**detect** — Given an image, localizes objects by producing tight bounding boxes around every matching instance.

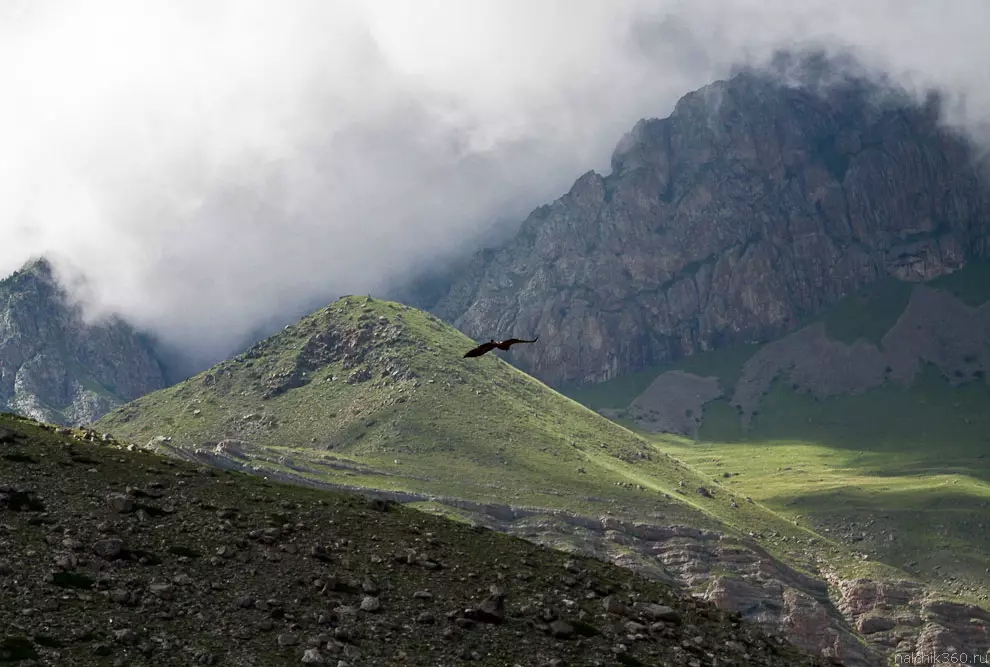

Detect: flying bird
[463,336,539,358]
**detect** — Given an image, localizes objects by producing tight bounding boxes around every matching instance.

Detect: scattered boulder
[857,615,897,635]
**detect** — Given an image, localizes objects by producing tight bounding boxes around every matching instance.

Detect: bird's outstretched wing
[501,336,539,348]
[463,341,498,358]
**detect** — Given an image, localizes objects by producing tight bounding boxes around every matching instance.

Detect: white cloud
[1,0,988,367]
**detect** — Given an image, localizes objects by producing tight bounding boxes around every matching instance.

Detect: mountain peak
[426,61,990,387]
[0,255,168,425]
[18,256,57,285]
[23,255,53,274]
[0,256,57,291]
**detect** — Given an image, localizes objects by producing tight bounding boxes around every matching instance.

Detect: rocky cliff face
[0,258,168,425]
[419,68,990,386]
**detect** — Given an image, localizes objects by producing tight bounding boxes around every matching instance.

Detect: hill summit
[96,296,672,513]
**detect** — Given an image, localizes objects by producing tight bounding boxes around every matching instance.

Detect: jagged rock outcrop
[0,258,168,424]
[832,578,990,663]
[417,64,990,386]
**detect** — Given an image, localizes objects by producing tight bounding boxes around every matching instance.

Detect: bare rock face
[834,578,990,662]
[0,259,168,425]
[647,531,882,666]
[419,64,990,387]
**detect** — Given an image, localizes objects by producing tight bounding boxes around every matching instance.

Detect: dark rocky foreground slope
[411,63,990,387]
[0,259,168,425]
[0,414,837,667]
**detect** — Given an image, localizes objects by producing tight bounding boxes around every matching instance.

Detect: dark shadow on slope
[927,260,990,307]
[698,364,990,482]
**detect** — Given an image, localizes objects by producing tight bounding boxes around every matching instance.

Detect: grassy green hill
[561,264,990,606]
[94,296,914,586]
[95,297,820,550]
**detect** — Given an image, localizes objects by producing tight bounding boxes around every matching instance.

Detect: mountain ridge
[405,64,990,387]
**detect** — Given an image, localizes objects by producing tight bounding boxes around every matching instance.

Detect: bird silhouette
[463,336,539,358]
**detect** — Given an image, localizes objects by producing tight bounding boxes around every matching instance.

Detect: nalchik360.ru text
[894,652,990,665]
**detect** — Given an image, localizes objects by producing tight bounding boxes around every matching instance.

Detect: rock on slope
[416,63,990,387]
[0,413,836,667]
[0,259,168,426]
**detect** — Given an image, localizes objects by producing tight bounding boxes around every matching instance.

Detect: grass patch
[810,278,913,347]
[558,365,666,410]
[927,260,990,306]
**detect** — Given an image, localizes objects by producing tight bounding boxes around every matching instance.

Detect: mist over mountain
[408,56,990,386]
[3,1,990,373]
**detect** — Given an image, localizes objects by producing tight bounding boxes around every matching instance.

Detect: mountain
[0,258,168,425]
[407,64,990,387]
[93,295,990,665]
[0,413,840,667]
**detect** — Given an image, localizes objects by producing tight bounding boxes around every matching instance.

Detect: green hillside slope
[95,297,813,546]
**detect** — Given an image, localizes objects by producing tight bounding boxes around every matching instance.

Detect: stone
[92,539,126,560]
[548,620,575,639]
[640,604,680,624]
[359,596,381,613]
[857,615,897,634]
[301,649,325,665]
